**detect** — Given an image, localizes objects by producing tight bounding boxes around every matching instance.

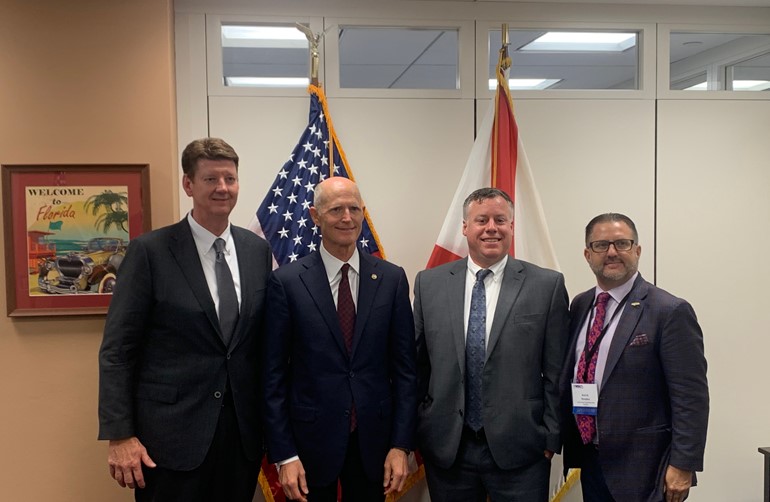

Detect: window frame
[323,17,475,99]
[475,20,656,100]
[657,23,770,100]
[205,14,325,97]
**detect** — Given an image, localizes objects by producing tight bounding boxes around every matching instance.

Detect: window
[487,28,641,91]
[669,32,770,91]
[220,23,310,88]
[337,26,459,90]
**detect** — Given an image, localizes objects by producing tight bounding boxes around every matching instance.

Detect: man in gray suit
[560,213,708,502]
[98,138,272,501]
[414,187,569,501]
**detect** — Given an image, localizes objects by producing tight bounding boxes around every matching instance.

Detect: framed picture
[2,164,151,317]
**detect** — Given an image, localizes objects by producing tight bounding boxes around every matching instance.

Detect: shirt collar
[319,243,360,281]
[187,212,233,256]
[467,255,508,283]
[595,271,638,303]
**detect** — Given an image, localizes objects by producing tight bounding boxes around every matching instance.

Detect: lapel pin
[371,274,378,280]
[631,301,640,307]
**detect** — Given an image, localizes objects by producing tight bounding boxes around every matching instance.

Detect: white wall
[175,1,770,501]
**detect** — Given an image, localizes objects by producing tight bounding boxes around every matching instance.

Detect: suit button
[226,354,231,360]
[344,410,350,417]
[214,391,222,399]
[349,371,355,378]
[459,409,463,416]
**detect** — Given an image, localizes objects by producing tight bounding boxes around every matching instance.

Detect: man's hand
[664,465,692,502]
[279,459,309,502]
[544,450,555,460]
[107,437,156,489]
[383,448,409,495]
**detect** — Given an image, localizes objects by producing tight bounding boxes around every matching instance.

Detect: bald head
[310,176,365,262]
[313,176,362,211]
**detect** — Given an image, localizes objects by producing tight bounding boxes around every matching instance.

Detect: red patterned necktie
[576,292,611,444]
[337,263,356,430]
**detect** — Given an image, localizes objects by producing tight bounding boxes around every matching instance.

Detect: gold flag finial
[296,23,323,86]
[500,24,511,72]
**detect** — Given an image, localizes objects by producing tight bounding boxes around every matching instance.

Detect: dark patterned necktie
[465,268,492,432]
[214,238,238,347]
[576,292,611,444]
[337,263,356,430]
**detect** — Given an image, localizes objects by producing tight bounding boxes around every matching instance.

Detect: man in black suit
[560,213,709,502]
[98,138,272,501]
[263,176,417,502]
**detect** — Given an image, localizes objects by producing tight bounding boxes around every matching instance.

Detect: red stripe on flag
[492,78,518,257]
[426,245,463,270]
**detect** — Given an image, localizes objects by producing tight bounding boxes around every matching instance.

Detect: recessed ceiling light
[520,32,636,52]
[225,77,309,88]
[222,26,307,48]
[489,78,562,90]
[733,80,770,91]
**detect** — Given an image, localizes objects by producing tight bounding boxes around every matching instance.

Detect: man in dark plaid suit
[560,213,709,502]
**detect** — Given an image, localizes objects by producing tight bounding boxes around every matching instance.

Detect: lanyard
[580,294,629,382]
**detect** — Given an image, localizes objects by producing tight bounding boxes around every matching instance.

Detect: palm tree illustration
[84,190,129,233]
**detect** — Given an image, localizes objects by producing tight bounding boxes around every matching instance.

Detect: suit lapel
[448,259,468,376]
[486,258,525,361]
[168,219,221,340]
[229,227,252,350]
[299,252,348,357]
[351,254,381,358]
[601,275,649,388]
[567,292,595,369]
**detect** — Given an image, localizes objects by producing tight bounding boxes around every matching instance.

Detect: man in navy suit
[560,213,709,502]
[98,138,272,501]
[263,176,417,502]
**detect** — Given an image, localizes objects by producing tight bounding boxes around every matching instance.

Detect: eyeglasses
[588,239,635,253]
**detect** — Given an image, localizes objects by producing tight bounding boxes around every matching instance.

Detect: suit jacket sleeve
[98,238,153,440]
[262,271,298,463]
[661,300,709,471]
[542,272,570,453]
[386,266,418,451]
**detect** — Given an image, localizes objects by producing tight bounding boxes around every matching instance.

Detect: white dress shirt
[463,255,508,344]
[187,212,242,317]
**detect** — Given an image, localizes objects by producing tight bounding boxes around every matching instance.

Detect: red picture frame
[2,164,151,316]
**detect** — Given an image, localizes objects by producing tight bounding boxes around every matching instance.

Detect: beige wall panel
[658,99,770,502]
[511,99,656,297]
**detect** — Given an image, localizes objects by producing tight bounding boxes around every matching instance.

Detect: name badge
[571,383,598,416]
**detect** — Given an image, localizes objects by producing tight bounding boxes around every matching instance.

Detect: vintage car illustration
[37,237,126,294]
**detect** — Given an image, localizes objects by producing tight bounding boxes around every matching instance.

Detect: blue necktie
[214,238,238,347]
[466,268,492,432]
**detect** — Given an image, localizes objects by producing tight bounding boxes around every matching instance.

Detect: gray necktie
[214,238,238,347]
[465,268,492,432]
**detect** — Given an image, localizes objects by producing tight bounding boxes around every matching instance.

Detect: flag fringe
[258,466,277,502]
[309,84,387,260]
[550,468,580,502]
[386,464,425,502]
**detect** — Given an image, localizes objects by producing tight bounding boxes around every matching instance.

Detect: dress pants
[579,443,617,502]
[300,430,384,502]
[135,393,259,502]
[424,427,550,502]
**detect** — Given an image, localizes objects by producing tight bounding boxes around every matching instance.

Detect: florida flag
[425,49,558,271]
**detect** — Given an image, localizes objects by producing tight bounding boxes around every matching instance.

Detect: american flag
[249,84,383,267]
